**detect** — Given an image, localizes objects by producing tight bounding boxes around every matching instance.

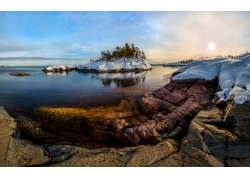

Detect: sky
[1,11,250,65]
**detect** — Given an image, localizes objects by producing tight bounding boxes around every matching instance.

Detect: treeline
[178,56,210,64]
[100,43,146,61]
[178,53,239,64]
[178,59,195,64]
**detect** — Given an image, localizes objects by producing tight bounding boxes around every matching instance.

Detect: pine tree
[141,51,146,59]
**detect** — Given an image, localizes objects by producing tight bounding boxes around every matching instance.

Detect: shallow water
[0,66,180,114]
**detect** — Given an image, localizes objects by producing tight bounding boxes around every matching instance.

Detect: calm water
[0,66,180,114]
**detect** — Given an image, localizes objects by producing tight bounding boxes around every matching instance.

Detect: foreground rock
[18,99,149,148]
[47,99,250,167]
[2,76,250,166]
[0,107,49,166]
[118,78,219,146]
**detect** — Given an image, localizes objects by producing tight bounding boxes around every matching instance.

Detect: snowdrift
[172,53,250,104]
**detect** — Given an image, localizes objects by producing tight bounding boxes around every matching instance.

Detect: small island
[0,65,8,68]
[43,43,152,73]
[10,72,31,76]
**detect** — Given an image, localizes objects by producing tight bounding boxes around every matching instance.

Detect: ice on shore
[172,53,250,104]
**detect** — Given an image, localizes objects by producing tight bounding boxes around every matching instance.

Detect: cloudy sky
[1,11,250,64]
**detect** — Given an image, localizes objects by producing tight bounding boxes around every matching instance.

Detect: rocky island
[10,72,31,76]
[43,43,152,73]
[1,52,250,167]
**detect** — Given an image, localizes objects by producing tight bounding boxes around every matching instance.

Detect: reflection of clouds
[96,71,147,88]
[59,72,67,76]
[46,71,67,76]
[97,71,147,80]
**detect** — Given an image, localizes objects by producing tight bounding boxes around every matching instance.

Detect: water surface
[0,66,180,114]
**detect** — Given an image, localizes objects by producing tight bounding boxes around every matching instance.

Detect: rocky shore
[1,73,250,166]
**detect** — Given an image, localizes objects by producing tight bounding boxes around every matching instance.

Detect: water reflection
[0,66,180,112]
[45,71,68,76]
[79,71,147,88]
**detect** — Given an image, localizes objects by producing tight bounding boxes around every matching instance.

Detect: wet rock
[118,78,219,146]
[112,119,129,133]
[139,94,161,115]
[22,99,148,148]
[163,92,186,105]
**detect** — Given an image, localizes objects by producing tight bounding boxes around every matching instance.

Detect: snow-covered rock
[44,58,152,73]
[172,52,250,104]
[43,64,77,72]
[77,58,152,71]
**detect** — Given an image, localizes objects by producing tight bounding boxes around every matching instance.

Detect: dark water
[0,66,180,114]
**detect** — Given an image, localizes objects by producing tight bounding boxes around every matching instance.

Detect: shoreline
[2,72,250,166]
[43,67,153,73]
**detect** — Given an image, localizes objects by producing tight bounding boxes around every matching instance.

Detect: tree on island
[100,43,147,62]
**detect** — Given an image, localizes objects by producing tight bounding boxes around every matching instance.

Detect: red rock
[112,119,129,133]
[152,87,170,98]
[163,92,186,105]
[117,78,219,146]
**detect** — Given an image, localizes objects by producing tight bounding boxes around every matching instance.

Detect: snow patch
[172,52,250,104]
[77,58,152,70]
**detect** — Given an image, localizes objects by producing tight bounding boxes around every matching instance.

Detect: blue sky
[1,11,250,64]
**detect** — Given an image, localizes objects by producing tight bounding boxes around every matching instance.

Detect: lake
[0,66,180,114]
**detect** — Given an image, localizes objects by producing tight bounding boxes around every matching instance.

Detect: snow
[46,64,77,71]
[172,52,250,104]
[45,58,151,72]
[163,62,186,66]
[77,58,152,71]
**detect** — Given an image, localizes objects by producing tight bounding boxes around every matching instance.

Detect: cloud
[144,12,250,61]
[0,40,43,52]
[1,12,250,62]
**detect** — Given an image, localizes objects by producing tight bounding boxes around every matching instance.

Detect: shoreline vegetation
[43,43,152,73]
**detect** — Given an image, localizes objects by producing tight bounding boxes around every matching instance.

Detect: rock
[20,99,149,148]
[120,78,219,146]
[112,119,129,133]
[163,92,186,105]
[0,107,50,167]
[43,144,78,163]
[223,101,250,141]
[48,146,132,167]
[10,72,31,76]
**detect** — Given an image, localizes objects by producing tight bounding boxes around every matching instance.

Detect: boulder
[0,107,50,167]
